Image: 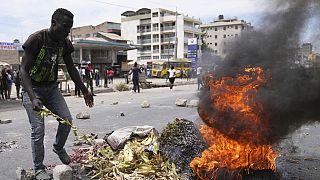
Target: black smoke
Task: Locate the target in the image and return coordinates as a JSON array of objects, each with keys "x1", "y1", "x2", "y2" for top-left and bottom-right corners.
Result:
[{"x1": 199, "y1": 0, "x2": 320, "y2": 144}]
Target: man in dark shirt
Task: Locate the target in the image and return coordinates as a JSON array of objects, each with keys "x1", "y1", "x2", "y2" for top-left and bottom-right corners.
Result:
[
  {"x1": 129, "y1": 62, "x2": 142, "y2": 93},
  {"x1": 20, "y1": 8, "x2": 94, "y2": 179}
]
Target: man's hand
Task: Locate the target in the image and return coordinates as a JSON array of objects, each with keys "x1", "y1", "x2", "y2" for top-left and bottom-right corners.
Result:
[
  {"x1": 83, "y1": 92, "x2": 94, "y2": 107},
  {"x1": 32, "y1": 99, "x2": 43, "y2": 111}
]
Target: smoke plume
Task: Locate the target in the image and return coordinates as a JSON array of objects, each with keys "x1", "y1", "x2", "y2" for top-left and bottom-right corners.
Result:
[{"x1": 199, "y1": 0, "x2": 320, "y2": 144}]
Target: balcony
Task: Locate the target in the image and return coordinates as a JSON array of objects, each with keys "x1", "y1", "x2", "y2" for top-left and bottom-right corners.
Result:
[
  {"x1": 138, "y1": 50, "x2": 152, "y2": 55},
  {"x1": 153, "y1": 49, "x2": 159, "y2": 53},
  {"x1": 137, "y1": 39, "x2": 151, "y2": 44},
  {"x1": 137, "y1": 29, "x2": 151, "y2": 33},
  {"x1": 153, "y1": 27, "x2": 159, "y2": 31},
  {"x1": 161, "y1": 26, "x2": 175, "y2": 31},
  {"x1": 161, "y1": 37, "x2": 176, "y2": 43},
  {"x1": 153, "y1": 38, "x2": 159, "y2": 43},
  {"x1": 161, "y1": 49, "x2": 174, "y2": 55},
  {"x1": 184, "y1": 26, "x2": 201, "y2": 33}
]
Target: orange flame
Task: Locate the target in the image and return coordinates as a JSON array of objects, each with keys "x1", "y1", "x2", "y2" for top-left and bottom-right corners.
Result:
[{"x1": 191, "y1": 67, "x2": 278, "y2": 179}]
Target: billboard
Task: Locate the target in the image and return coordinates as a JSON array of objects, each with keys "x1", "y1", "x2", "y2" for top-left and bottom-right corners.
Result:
[
  {"x1": 187, "y1": 38, "x2": 198, "y2": 69},
  {"x1": 0, "y1": 42, "x2": 17, "y2": 50}
]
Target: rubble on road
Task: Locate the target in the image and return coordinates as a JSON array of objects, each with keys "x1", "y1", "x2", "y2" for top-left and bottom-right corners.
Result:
[
  {"x1": 0, "y1": 140, "x2": 18, "y2": 152},
  {"x1": 175, "y1": 98, "x2": 187, "y2": 107},
  {"x1": 70, "y1": 127, "x2": 179, "y2": 179},
  {"x1": 76, "y1": 112, "x2": 90, "y2": 119},
  {"x1": 141, "y1": 100, "x2": 150, "y2": 108}
]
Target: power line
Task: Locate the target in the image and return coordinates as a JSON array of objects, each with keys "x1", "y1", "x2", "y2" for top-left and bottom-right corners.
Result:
[{"x1": 86, "y1": 0, "x2": 136, "y2": 10}]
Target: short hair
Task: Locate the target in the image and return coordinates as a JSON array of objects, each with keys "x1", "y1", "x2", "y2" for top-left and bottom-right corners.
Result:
[{"x1": 52, "y1": 8, "x2": 73, "y2": 21}]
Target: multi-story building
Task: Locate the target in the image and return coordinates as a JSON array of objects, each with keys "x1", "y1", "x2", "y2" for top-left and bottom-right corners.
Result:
[
  {"x1": 121, "y1": 8, "x2": 201, "y2": 64},
  {"x1": 200, "y1": 15, "x2": 253, "y2": 58}
]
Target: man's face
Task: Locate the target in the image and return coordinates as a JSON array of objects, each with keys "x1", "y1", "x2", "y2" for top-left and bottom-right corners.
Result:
[{"x1": 52, "y1": 15, "x2": 73, "y2": 40}]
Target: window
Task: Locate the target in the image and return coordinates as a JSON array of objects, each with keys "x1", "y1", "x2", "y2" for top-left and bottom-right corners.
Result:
[
  {"x1": 215, "y1": 28, "x2": 218, "y2": 31},
  {"x1": 152, "y1": 12, "x2": 158, "y2": 17},
  {"x1": 235, "y1": 26, "x2": 238, "y2": 30},
  {"x1": 223, "y1": 27, "x2": 226, "y2": 30},
  {"x1": 223, "y1": 34, "x2": 226, "y2": 38},
  {"x1": 215, "y1": 43, "x2": 217, "y2": 46},
  {"x1": 235, "y1": 34, "x2": 238, "y2": 37},
  {"x1": 215, "y1": 35, "x2": 217, "y2": 39}
]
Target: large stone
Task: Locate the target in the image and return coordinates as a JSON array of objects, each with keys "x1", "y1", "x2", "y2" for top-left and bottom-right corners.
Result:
[
  {"x1": 76, "y1": 112, "x2": 90, "y2": 119},
  {"x1": 186, "y1": 99, "x2": 199, "y2": 107},
  {"x1": 53, "y1": 165, "x2": 73, "y2": 180},
  {"x1": 0, "y1": 119, "x2": 12, "y2": 124},
  {"x1": 175, "y1": 98, "x2": 187, "y2": 107},
  {"x1": 141, "y1": 100, "x2": 150, "y2": 108}
]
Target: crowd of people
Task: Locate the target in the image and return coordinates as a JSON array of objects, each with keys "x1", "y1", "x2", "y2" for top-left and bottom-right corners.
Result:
[{"x1": 0, "y1": 67, "x2": 21, "y2": 100}]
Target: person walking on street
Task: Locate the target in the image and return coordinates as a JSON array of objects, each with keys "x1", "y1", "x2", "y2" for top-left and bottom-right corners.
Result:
[
  {"x1": 6, "y1": 69, "x2": 13, "y2": 99},
  {"x1": 168, "y1": 65, "x2": 176, "y2": 90},
  {"x1": 197, "y1": 66, "x2": 203, "y2": 90},
  {"x1": 20, "y1": 8, "x2": 94, "y2": 180},
  {"x1": 74, "y1": 64, "x2": 82, "y2": 97},
  {"x1": 1, "y1": 68, "x2": 8, "y2": 100},
  {"x1": 129, "y1": 62, "x2": 141, "y2": 93},
  {"x1": 14, "y1": 69, "x2": 21, "y2": 99},
  {"x1": 104, "y1": 67, "x2": 108, "y2": 87},
  {"x1": 94, "y1": 68, "x2": 100, "y2": 87}
]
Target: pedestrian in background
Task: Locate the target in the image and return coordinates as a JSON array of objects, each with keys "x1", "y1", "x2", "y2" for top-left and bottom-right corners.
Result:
[
  {"x1": 104, "y1": 67, "x2": 108, "y2": 87},
  {"x1": 74, "y1": 64, "x2": 82, "y2": 97},
  {"x1": 168, "y1": 65, "x2": 176, "y2": 90},
  {"x1": 6, "y1": 69, "x2": 13, "y2": 99},
  {"x1": 0, "y1": 74, "x2": 4, "y2": 100},
  {"x1": 1, "y1": 68, "x2": 8, "y2": 100},
  {"x1": 129, "y1": 62, "x2": 141, "y2": 93},
  {"x1": 20, "y1": 8, "x2": 94, "y2": 179},
  {"x1": 107, "y1": 68, "x2": 114, "y2": 84},
  {"x1": 14, "y1": 69, "x2": 21, "y2": 99},
  {"x1": 94, "y1": 68, "x2": 100, "y2": 87}
]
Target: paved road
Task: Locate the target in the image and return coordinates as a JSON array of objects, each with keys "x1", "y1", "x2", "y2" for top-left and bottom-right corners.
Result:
[{"x1": 0, "y1": 83, "x2": 320, "y2": 179}]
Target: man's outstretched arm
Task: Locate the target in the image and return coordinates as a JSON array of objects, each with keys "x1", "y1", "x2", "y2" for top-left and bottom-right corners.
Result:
[{"x1": 64, "y1": 54, "x2": 94, "y2": 107}]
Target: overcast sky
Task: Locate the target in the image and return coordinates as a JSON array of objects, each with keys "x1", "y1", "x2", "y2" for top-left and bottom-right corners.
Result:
[{"x1": 0, "y1": 0, "x2": 268, "y2": 43}]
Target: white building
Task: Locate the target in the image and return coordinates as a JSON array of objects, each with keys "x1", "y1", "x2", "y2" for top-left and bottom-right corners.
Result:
[
  {"x1": 200, "y1": 15, "x2": 253, "y2": 58},
  {"x1": 121, "y1": 8, "x2": 201, "y2": 64}
]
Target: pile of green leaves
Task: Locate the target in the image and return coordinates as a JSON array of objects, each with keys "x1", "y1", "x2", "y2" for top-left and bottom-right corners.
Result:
[{"x1": 75, "y1": 130, "x2": 180, "y2": 179}]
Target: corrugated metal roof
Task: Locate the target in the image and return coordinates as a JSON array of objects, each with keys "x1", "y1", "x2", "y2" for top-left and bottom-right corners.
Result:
[{"x1": 98, "y1": 32, "x2": 125, "y2": 41}]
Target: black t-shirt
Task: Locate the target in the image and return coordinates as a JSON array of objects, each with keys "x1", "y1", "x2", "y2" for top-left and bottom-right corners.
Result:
[{"x1": 22, "y1": 29, "x2": 74, "y2": 83}]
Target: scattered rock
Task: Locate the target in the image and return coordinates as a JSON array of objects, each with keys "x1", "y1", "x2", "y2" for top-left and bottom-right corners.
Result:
[
  {"x1": 53, "y1": 165, "x2": 73, "y2": 180},
  {"x1": 76, "y1": 112, "x2": 90, "y2": 119},
  {"x1": 186, "y1": 99, "x2": 199, "y2": 107},
  {"x1": 175, "y1": 98, "x2": 187, "y2": 107},
  {"x1": 120, "y1": 112, "x2": 125, "y2": 116},
  {"x1": 0, "y1": 119, "x2": 12, "y2": 124},
  {"x1": 0, "y1": 140, "x2": 17, "y2": 152},
  {"x1": 93, "y1": 139, "x2": 105, "y2": 145},
  {"x1": 141, "y1": 100, "x2": 150, "y2": 108},
  {"x1": 111, "y1": 101, "x2": 118, "y2": 105}
]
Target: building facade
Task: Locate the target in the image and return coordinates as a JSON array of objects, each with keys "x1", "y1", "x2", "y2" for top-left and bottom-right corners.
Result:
[
  {"x1": 200, "y1": 15, "x2": 253, "y2": 58},
  {"x1": 70, "y1": 22, "x2": 137, "y2": 76},
  {"x1": 121, "y1": 8, "x2": 202, "y2": 64}
]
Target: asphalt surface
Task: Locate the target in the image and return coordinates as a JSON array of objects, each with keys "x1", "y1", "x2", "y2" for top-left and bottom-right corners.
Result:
[{"x1": 0, "y1": 81, "x2": 320, "y2": 179}]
